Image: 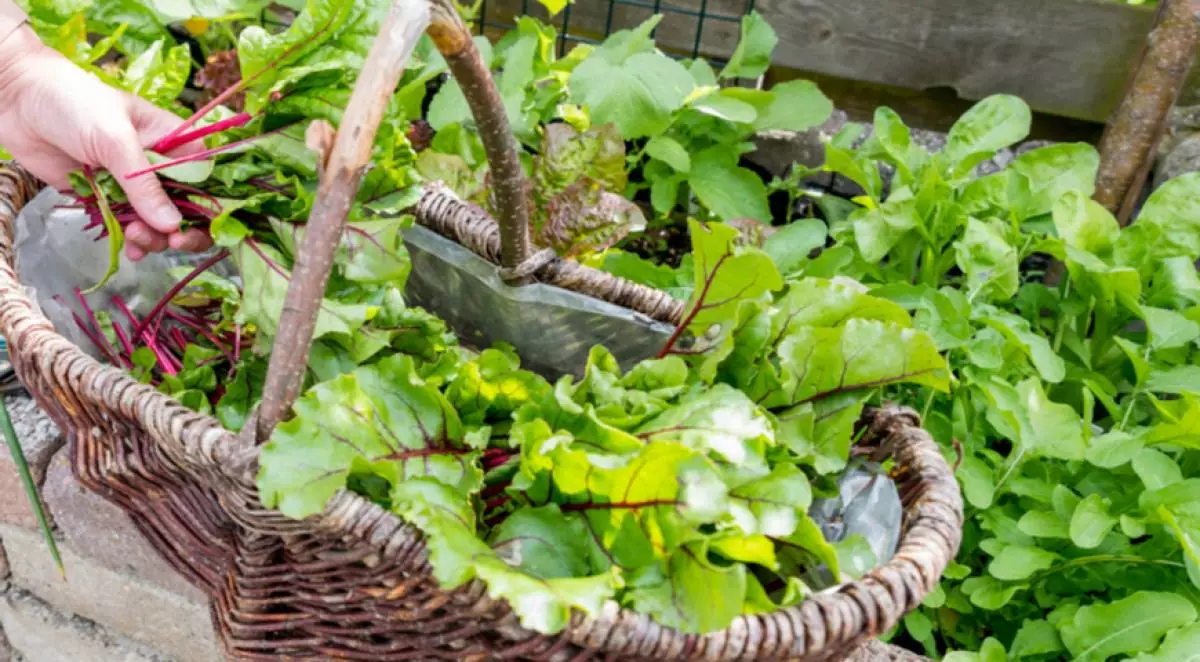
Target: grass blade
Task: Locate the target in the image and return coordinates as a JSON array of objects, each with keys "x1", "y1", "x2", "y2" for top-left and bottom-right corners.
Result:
[{"x1": 0, "y1": 397, "x2": 64, "y2": 578}]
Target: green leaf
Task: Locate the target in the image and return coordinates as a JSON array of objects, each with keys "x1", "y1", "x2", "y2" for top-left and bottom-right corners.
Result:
[
  {"x1": 0, "y1": 397, "x2": 63, "y2": 577},
  {"x1": 489, "y1": 505, "x2": 600, "y2": 579},
  {"x1": 725, "y1": 464, "x2": 812, "y2": 537},
  {"x1": 1132, "y1": 448, "x2": 1183, "y2": 490},
  {"x1": 980, "y1": 377, "x2": 1085, "y2": 462},
  {"x1": 943, "y1": 95, "x2": 1031, "y2": 168},
  {"x1": 1085, "y1": 430, "x2": 1143, "y2": 468},
  {"x1": 1018, "y1": 510, "x2": 1069, "y2": 539},
  {"x1": 1052, "y1": 190, "x2": 1120, "y2": 256},
  {"x1": 956, "y1": 217, "x2": 1019, "y2": 302},
  {"x1": 680, "y1": 220, "x2": 783, "y2": 334},
  {"x1": 79, "y1": 168, "x2": 123, "y2": 294},
  {"x1": 1130, "y1": 622, "x2": 1200, "y2": 662},
  {"x1": 1147, "y1": 366, "x2": 1200, "y2": 395},
  {"x1": 569, "y1": 51, "x2": 694, "y2": 139},
  {"x1": 763, "y1": 219, "x2": 826, "y2": 276},
  {"x1": 120, "y1": 39, "x2": 191, "y2": 108},
  {"x1": 687, "y1": 148, "x2": 771, "y2": 223},
  {"x1": 257, "y1": 355, "x2": 477, "y2": 520},
  {"x1": 1010, "y1": 619, "x2": 1065, "y2": 659},
  {"x1": 395, "y1": 480, "x2": 618, "y2": 635},
  {"x1": 988, "y1": 544, "x2": 1057, "y2": 580},
  {"x1": 237, "y1": 0, "x2": 358, "y2": 109},
  {"x1": 719, "y1": 11, "x2": 777, "y2": 79},
  {"x1": 1117, "y1": 172, "x2": 1200, "y2": 276},
  {"x1": 690, "y1": 91, "x2": 759, "y2": 124},
  {"x1": 768, "y1": 318, "x2": 949, "y2": 408},
  {"x1": 1059, "y1": 592, "x2": 1198, "y2": 661},
  {"x1": 625, "y1": 541, "x2": 746, "y2": 633},
  {"x1": 980, "y1": 308, "x2": 1066, "y2": 383},
  {"x1": 1070, "y1": 494, "x2": 1117, "y2": 549},
  {"x1": 644, "y1": 135, "x2": 691, "y2": 173},
  {"x1": 959, "y1": 453, "x2": 996, "y2": 509},
  {"x1": 962, "y1": 576, "x2": 1024, "y2": 610},
  {"x1": 1007, "y1": 143, "x2": 1100, "y2": 221},
  {"x1": 851, "y1": 191, "x2": 918, "y2": 263},
  {"x1": 235, "y1": 242, "x2": 375, "y2": 348},
  {"x1": 1144, "y1": 306, "x2": 1200, "y2": 351},
  {"x1": 534, "y1": 123, "x2": 627, "y2": 200},
  {"x1": 750, "y1": 79, "x2": 833, "y2": 132},
  {"x1": 636, "y1": 384, "x2": 774, "y2": 470},
  {"x1": 944, "y1": 637, "x2": 1007, "y2": 662},
  {"x1": 339, "y1": 218, "x2": 412, "y2": 284},
  {"x1": 446, "y1": 345, "x2": 550, "y2": 427},
  {"x1": 535, "y1": 0, "x2": 570, "y2": 16}
]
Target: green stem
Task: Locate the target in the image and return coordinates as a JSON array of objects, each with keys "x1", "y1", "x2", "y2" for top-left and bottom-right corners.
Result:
[
  {"x1": 1051, "y1": 279, "x2": 1072, "y2": 354},
  {"x1": 0, "y1": 397, "x2": 64, "y2": 578},
  {"x1": 1030, "y1": 555, "x2": 1184, "y2": 584}
]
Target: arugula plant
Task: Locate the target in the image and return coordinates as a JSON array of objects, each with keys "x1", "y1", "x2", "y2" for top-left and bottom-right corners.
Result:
[{"x1": 810, "y1": 95, "x2": 1200, "y2": 659}]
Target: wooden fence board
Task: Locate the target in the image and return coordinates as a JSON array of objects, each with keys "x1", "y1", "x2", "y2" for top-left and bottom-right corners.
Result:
[{"x1": 482, "y1": 0, "x2": 1197, "y2": 124}]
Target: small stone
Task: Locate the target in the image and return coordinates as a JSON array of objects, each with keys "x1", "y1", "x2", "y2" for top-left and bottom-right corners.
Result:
[{"x1": 1154, "y1": 133, "x2": 1200, "y2": 189}]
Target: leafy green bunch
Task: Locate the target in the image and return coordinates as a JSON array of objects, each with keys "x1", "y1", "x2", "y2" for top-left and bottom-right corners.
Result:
[
  {"x1": 806, "y1": 95, "x2": 1200, "y2": 660},
  {"x1": 256, "y1": 213, "x2": 947, "y2": 635}
]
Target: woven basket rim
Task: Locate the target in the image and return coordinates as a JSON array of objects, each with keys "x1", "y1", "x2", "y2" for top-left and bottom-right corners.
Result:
[{"x1": 0, "y1": 162, "x2": 964, "y2": 658}]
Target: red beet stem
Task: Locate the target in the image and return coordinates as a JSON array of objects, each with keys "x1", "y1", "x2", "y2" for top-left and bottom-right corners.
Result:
[{"x1": 153, "y1": 112, "x2": 253, "y2": 154}]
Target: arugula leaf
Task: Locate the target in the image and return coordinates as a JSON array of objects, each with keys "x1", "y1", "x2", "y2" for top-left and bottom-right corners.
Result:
[
  {"x1": 1059, "y1": 592, "x2": 1198, "y2": 661},
  {"x1": 942, "y1": 95, "x2": 1031, "y2": 170}
]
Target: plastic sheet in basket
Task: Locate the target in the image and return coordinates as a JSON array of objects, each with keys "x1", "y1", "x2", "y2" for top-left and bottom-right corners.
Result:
[{"x1": 14, "y1": 188, "x2": 237, "y2": 361}]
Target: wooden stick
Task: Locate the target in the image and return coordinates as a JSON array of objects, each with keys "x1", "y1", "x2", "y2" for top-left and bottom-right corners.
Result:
[
  {"x1": 255, "y1": 0, "x2": 431, "y2": 443},
  {"x1": 1094, "y1": 0, "x2": 1198, "y2": 225},
  {"x1": 427, "y1": 0, "x2": 533, "y2": 279}
]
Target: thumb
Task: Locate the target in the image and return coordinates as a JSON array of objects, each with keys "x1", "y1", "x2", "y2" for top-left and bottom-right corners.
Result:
[{"x1": 96, "y1": 126, "x2": 182, "y2": 235}]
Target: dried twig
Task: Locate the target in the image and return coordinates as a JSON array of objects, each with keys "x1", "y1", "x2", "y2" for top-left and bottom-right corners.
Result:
[
  {"x1": 1094, "y1": 0, "x2": 1199, "y2": 225},
  {"x1": 255, "y1": 0, "x2": 431, "y2": 442},
  {"x1": 426, "y1": 0, "x2": 533, "y2": 280}
]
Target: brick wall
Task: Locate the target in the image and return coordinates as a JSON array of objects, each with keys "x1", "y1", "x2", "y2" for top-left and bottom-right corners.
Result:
[{"x1": 0, "y1": 395, "x2": 221, "y2": 662}]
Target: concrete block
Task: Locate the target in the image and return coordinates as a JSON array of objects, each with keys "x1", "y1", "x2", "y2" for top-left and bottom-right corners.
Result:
[
  {"x1": 0, "y1": 585, "x2": 171, "y2": 662},
  {"x1": 0, "y1": 396, "x2": 63, "y2": 531},
  {"x1": 40, "y1": 451, "x2": 204, "y2": 600},
  {"x1": 0, "y1": 525, "x2": 219, "y2": 662}
]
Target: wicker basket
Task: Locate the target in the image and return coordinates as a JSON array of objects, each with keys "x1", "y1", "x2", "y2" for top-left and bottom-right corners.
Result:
[{"x1": 0, "y1": 3, "x2": 963, "y2": 659}]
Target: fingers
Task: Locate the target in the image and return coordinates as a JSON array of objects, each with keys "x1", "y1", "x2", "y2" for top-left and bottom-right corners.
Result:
[
  {"x1": 94, "y1": 125, "x2": 183, "y2": 235},
  {"x1": 168, "y1": 227, "x2": 213, "y2": 253},
  {"x1": 126, "y1": 220, "x2": 169, "y2": 258},
  {"x1": 128, "y1": 97, "x2": 206, "y2": 158}
]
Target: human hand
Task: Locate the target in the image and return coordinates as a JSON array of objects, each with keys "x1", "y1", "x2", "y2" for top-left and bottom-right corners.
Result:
[{"x1": 0, "y1": 25, "x2": 213, "y2": 260}]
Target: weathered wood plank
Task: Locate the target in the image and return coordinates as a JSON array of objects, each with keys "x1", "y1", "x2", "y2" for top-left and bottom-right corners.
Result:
[
  {"x1": 481, "y1": 0, "x2": 1196, "y2": 124},
  {"x1": 758, "y1": 0, "x2": 1163, "y2": 123}
]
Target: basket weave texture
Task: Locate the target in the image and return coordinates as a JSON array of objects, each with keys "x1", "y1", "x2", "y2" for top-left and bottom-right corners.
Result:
[{"x1": 0, "y1": 162, "x2": 963, "y2": 660}]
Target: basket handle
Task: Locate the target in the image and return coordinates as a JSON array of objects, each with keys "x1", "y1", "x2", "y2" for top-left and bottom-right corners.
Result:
[
  {"x1": 255, "y1": 0, "x2": 431, "y2": 442},
  {"x1": 426, "y1": 3, "x2": 534, "y2": 279}
]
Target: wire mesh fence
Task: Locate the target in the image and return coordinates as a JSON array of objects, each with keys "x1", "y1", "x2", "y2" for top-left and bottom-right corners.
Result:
[{"x1": 474, "y1": 0, "x2": 757, "y2": 64}]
